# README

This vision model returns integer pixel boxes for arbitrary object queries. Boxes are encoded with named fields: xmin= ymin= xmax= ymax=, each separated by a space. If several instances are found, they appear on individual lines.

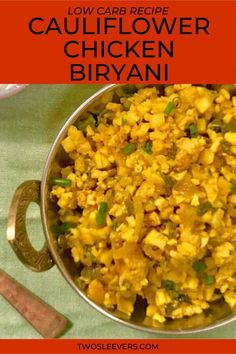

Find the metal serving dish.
xmin=7 ymin=84 xmax=236 ymax=334
xmin=0 ymin=84 xmax=28 ymax=100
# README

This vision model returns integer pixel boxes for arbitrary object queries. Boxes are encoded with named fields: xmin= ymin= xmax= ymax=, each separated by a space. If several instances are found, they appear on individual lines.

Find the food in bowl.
xmin=50 ymin=84 xmax=236 ymax=324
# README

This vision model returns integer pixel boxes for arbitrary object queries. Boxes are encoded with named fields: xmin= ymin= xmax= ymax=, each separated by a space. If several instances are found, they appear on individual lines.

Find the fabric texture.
xmin=0 ymin=84 xmax=235 ymax=338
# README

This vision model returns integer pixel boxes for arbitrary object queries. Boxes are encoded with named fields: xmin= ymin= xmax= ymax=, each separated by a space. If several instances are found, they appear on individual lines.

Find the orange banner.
xmin=0 ymin=339 xmax=236 ymax=354
xmin=0 ymin=0 xmax=235 ymax=83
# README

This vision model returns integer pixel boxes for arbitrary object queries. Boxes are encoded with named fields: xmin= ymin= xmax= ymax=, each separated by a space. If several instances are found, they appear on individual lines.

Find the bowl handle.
xmin=7 ymin=180 xmax=54 ymax=272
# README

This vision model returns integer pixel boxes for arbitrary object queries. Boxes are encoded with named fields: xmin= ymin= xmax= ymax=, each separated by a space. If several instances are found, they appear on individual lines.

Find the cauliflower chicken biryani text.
xmin=50 ymin=84 xmax=236 ymax=324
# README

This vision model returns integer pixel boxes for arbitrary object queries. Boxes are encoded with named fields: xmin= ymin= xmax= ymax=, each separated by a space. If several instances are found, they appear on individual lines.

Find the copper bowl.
xmin=7 ymin=84 xmax=236 ymax=334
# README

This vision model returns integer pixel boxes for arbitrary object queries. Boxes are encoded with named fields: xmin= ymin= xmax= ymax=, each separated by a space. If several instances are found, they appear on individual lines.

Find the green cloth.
xmin=0 ymin=84 xmax=235 ymax=339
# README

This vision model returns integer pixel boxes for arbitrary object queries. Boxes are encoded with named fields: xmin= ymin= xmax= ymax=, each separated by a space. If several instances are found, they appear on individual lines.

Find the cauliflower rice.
xmin=51 ymin=84 xmax=236 ymax=323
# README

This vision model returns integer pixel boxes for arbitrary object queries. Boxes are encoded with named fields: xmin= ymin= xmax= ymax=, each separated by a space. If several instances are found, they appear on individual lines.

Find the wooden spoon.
xmin=0 ymin=269 xmax=70 ymax=338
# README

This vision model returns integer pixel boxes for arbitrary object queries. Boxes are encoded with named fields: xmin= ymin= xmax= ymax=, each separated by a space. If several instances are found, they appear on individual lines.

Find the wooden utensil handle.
xmin=0 ymin=269 xmax=70 ymax=338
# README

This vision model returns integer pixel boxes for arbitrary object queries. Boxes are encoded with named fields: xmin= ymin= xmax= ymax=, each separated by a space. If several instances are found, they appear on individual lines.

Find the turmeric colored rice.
xmin=51 ymin=84 xmax=236 ymax=323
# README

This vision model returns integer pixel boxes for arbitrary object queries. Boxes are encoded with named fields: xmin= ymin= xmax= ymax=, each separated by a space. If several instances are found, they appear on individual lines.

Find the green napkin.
xmin=0 ymin=85 xmax=235 ymax=338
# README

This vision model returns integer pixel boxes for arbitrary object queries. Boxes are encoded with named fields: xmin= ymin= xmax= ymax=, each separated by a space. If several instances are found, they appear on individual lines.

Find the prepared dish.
xmin=50 ymin=84 xmax=236 ymax=323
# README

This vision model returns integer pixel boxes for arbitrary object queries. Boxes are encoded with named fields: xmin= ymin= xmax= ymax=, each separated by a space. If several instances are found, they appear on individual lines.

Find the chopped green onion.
xmin=77 ymin=114 xmax=96 ymax=132
xmin=121 ymin=117 xmax=127 ymax=125
xmin=142 ymin=141 xmax=153 ymax=154
xmin=76 ymin=278 xmax=87 ymax=291
xmin=203 ymin=274 xmax=215 ymax=286
xmin=172 ymin=96 xmax=181 ymax=107
xmin=226 ymin=123 xmax=236 ymax=132
xmin=125 ymin=200 xmax=135 ymax=216
xmin=221 ymin=140 xmax=230 ymax=153
xmin=163 ymin=101 xmax=175 ymax=116
xmin=197 ymin=201 xmax=213 ymax=216
xmin=52 ymin=222 xmax=72 ymax=236
xmin=209 ymin=119 xmax=223 ymax=133
xmin=175 ymin=293 xmax=192 ymax=304
xmin=168 ymin=143 xmax=177 ymax=159
xmin=162 ymin=175 xmax=176 ymax=192
xmin=209 ymin=119 xmax=236 ymax=133
xmin=165 ymin=303 xmax=176 ymax=315
xmin=189 ymin=123 xmax=199 ymax=138
xmin=96 ymin=202 xmax=108 ymax=227
xmin=81 ymin=266 xmax=101 ymax=280
xmin=231 ymin=180 xmax=236 ymax=194
xmin=123 ymin=100 xmax=132 ymax=111
xmin=162 ymin=279 xmax=175 ymax=291
xmin=51 ymin=178 xmax=72 ymax=187
xmin=121 ymin=142 xmax=137 ymax=155
xmin=192 ymin=260 xmax=207 ymax=273
xmin=164 ymin=175 xmax=176 ymax=188
xmin=112 ymin=220 xmax=119 ymax=231
xmin=116 ymin=85 xmax=137 ymax=97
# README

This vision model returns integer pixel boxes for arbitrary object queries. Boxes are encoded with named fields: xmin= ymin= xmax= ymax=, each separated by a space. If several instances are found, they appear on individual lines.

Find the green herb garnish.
xmin=112 ymin=220 xmax=119 ymax=231
xmin=142 ymin=141 xmax=153 ymax=154
xmin=162 ymin=279 xmax=176 ymax=291
xmin=51 ymin=178 xmax=72 ymax=187
xmin=169 ymin=143 xmax=177 ymax=159
xmin=81 ymin=266 xmax=101 ymax=280
xmin=96 ymin=202 xmax=108 ymax=227
xmin=76 ymin=278 xmax=87 ymax=291
xmin=121 ymin=117 xmax=127 ymax=125
xmin=192 ymin=260 xmax=207 ymax=273
xmin=123 ymin=100 xmax=132 ymax=111
xmin=203 ymin=274 xmax=215 ymax=286
xmin=221 ymin=140 xmax=230 ymax=153
xmin=77 ymin=114 xmax=96 ymax=132
xmin=121 ymin=142 xmax=137 ymax=155
xmin=165 ymin=303 xmax=176 ymax=315
xmin=225 ymin=123 xmax=236 ymax=132
xmin=197 ymin=201 xmax=214 ymax=216
xmin=175 ymin=293 xmax=192 ymax=304
xmin=209 ymin=119 xmax=223 ymax=133
xmin=52 ymin=222 xmax=72 ymax=236
xmin=125 ymin=201 xmax=135 ymax=216
xmin=209 ymin=119 xmax=236 ymax=133
xmin=116 ymin=85 xmax=137 ymax=97
xmin=189 ymin=123 xmax=199 ymax=138
xmin=231 ymin=180 xmax=236 ymax=194
xmin=162 ymin=175 xmax=176 ymax=193
xmin=163 ymin=101 xmax=175 ymax=116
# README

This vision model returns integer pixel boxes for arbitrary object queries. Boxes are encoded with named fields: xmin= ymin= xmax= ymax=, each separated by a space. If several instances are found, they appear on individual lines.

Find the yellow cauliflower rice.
xmin=51 ymin=84 xmax=236 ymax=323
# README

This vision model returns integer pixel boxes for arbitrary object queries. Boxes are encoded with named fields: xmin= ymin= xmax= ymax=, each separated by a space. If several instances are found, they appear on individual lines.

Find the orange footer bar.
xmin=0 ymin=339 xmax=235 ymax=354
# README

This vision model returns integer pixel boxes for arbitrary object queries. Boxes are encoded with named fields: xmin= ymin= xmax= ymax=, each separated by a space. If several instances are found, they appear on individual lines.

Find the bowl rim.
xmin=40 ymin=83 xmax=236 ymax=335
